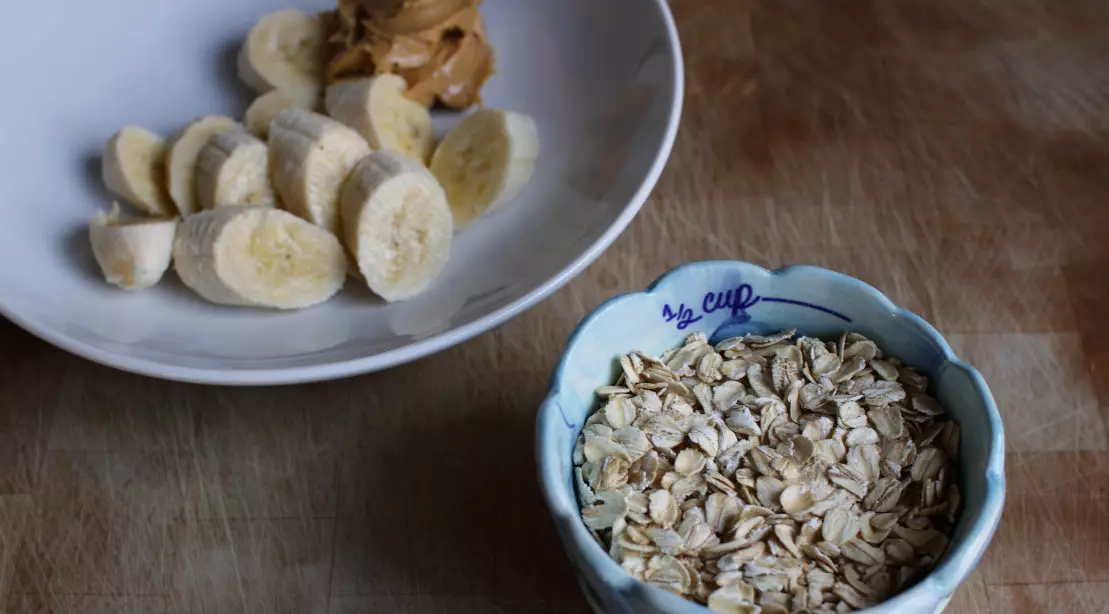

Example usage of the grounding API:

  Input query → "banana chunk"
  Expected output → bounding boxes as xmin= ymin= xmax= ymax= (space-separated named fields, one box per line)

xmin=268 ymin=109 xmax=371 ymax=234
xmin=430 ymin=109 xmax=540 ymax=229
xmin=238 ymin=8 xmax=324 ymax=95
xmin=88 ymin=203 xmax=177 ymax=291
xmin=195 ymin=130 xmax=276 ymax=210
xmin=166 ymin=116 xmax=240 ymax=215
xmin=244 ymin=89 xmax=319 ymax=138
xmin=102 ymin=126 xmax=177 ymax=216
xmin=173 ymin=207 xmax=347 ymax=310
xmin=325 ymin=75 xmax=434 ymax=164
xmin=341 ymin=150 xmax=453 ymax=302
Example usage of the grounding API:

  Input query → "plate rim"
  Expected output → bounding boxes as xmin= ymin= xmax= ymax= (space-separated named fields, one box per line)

xmin=0 ymin=0 xmax=686 ymax=386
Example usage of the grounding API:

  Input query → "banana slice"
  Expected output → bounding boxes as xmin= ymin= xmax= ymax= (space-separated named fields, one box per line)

xmin=88 ymin=203 xmax=177 ymax=291
xmin=166 ymin=116 xmax=239 ymax=215
xmin=244 ymin=88 xmax=319 ymax=138
xmin=173 ymin=206 xmax=346 ymax=310
xmin=195 ymin=129 xmax=276 ymax=210
xmin=429 ymin=109 xmax=540 ymax=229
xmin=238 ymin=8 xmax=324 ymax=95
xmin=340 ymin=150 xmax=453 ymax=302
xmin=268 ymin=109 xmax=371 ymax=234
xmin=102 ymin=126 xmax=177 ymax=216
xmin=325 ymin=75 xmax=434 ymax=164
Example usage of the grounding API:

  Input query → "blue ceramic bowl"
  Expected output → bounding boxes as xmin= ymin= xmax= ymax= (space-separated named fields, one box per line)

xmin=536 ymin=260 xmax=1005 ymax=614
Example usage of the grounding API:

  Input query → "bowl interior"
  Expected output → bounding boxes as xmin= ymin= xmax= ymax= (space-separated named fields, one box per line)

xmin=0 ymin=0 xmax=680 ymax=383
xmin=538 ymin=262 xmax=1004 ymax=613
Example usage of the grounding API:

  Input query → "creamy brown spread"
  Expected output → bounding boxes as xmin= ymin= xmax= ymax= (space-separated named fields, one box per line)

xmin=322 ymin=0 xmax=495 ymax=110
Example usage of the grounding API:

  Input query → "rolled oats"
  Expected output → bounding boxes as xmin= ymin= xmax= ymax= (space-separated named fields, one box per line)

xmin=577 ymin=330 xmax=962 ymax=613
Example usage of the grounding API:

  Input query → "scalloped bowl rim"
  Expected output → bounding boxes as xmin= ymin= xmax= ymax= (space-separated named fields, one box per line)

xmin=537 ymin=260 xmax=1006 ymax=613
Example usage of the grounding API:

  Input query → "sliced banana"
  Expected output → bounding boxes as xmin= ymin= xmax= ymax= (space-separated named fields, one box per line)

xmin=429 ymin=109 xmax=540 ymax=229
xmin=195 ymin=129 xmax=276 ymax=210
xmin=102 ymin=126 xmax=177 ymax=216
xmin=244 ymin=88 xmax=319 ymax=138
xmin=325 ymin=75 xmax=435 ymax=164
xmin=238 ymin=8 xmax=324 ymax=95
xmin=173 ymin=206 xmax=347 ymax=310
xmin=268 ymin=109 xmax=371 ymax=234
xmin=166 ymin=116 xmax=239 ymax=215
xmin=340 ymin=150 xmax=453 ymax=302
xmin=88 ymin=203 xmax=177 ymax=291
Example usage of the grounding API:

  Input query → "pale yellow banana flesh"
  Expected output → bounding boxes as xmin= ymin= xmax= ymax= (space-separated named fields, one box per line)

xmin=429 ymin=109 xmax=540 ymax=229
xmin=173 ymin=207 xmax=346 ymax=310
xmin=244 ymin=89 xmax=319 ymax=138
xmin=238 ymin=8 xmax=324 ymax=95
xmin=268 ymin=109 xmax=371 ymax=234
xmin=195 ymin=130 xmax=276 ymax=210
xmin=88 ymin=203 xmax=178 ymax=291
xmin=90 ymin=5 xmax=546 ymax=310
xmin=102 ymin=126 xmax=177 ymax=217
xmin=166 ymin=116 xmax=239 ymax=215
xmin=341 ymin=150 xmax=453 ymax=302
xmin=325 ymin=75 xmax=435 ymax=164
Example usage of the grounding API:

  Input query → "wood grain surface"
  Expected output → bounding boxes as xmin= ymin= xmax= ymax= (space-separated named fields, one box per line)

xmin=3 ymin=0 xmax=1109 ymax=612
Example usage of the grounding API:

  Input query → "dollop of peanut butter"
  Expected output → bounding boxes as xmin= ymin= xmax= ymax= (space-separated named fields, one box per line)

xmin=322 ymin=0 xmax=495 ymax=110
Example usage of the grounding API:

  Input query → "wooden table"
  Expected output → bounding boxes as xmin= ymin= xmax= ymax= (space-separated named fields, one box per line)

xmin=2 ymin=1 xmax=1108 ymax=612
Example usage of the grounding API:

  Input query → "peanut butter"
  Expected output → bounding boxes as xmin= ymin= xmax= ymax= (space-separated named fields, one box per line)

xmin=322 ymin=0 xmax=495 ymax=110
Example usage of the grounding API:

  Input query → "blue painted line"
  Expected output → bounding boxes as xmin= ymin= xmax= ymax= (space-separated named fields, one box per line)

xmin=760 ymin=297 xmax=852 ymax=323
xmin=555 ymin=399 xmax=576 ymax=430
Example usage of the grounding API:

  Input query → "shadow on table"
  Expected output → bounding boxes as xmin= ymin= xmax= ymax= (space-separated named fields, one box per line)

xmin=329 ymin=360 xmax=592 ymax=613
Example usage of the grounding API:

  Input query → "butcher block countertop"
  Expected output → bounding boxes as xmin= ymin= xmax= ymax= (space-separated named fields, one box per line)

xmin=2 ymin=0 xmax=1108 ymax=612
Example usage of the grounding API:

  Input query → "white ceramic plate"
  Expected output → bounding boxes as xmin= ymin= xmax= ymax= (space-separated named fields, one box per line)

xmin=0 ymin=0 xmax=683 ymax=385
